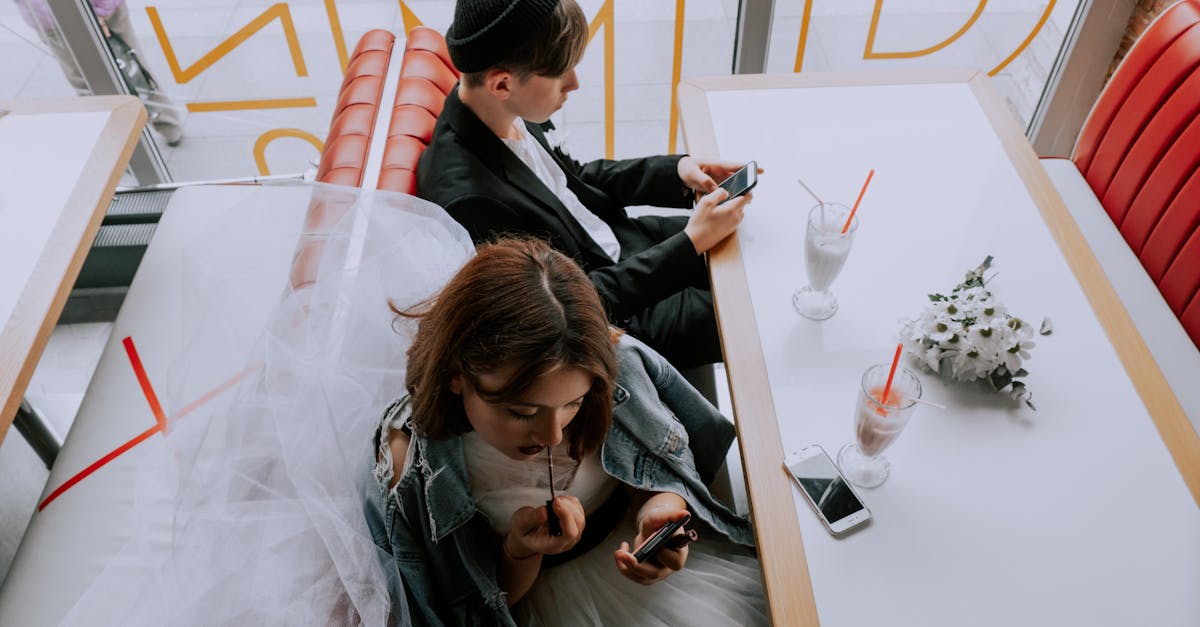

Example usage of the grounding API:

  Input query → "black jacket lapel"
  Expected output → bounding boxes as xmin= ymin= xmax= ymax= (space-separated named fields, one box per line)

xmin=440 ymin=89 xmax=613 ymax=262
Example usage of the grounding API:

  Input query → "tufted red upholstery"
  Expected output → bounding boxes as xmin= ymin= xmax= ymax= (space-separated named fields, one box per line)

xmin=376 ymin=27 xmax=460 ymax=194
xmin=404 ymin=25 xmax=457 ymax=72
xmin=1072 ymin=0 xmax=1200 ymax=348
xmin=302 ymin=30 xmax=399 ymax=289
xmin=302 ymin=28 xmax=459 ymax=285
xmin=315 ymin=30 xmax=396 ymax=186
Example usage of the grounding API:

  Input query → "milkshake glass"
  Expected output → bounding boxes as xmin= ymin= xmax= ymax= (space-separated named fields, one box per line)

xmin=837 ymin=363 xmax=921 ymax=488
xmin=793 ymin=202 xmax=858 ymax=320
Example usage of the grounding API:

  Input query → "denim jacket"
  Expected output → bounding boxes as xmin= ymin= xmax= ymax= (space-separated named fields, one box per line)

xmin=362 ymin=334 xmax=755 ymax=627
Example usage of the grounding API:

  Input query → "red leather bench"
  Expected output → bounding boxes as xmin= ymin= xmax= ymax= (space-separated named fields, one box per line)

xmin=1039 ymin=0 xmax=1200 ymax=423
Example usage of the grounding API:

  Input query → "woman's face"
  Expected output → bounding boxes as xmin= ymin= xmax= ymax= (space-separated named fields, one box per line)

xmin=451 ymin=363 xmax=592 ymax=461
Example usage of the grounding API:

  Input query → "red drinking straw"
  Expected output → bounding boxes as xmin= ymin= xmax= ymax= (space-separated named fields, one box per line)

xmin=880 ymin=342 xmax=903 ymax=406
xmin=841 ymin=169 xmax=874 ymax=234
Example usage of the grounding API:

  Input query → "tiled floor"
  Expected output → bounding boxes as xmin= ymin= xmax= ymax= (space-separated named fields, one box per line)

xmin=0 ymin=0 xmax=1076 ymax=588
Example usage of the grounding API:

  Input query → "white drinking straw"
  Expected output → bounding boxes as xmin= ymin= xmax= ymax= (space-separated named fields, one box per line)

xmin=912 ymin=397 xmax=946 ymax=410
xmin=795 ymin=177 xmax=824 ymax=205
xmin=795 ymin=177 xmax=827 ymax=228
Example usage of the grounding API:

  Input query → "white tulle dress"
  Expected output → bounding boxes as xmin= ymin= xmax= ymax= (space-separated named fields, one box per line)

xmin=459 ymin=433 xmax=770 ymax=626
xmin=56 ymin=183 xmax=478 ymax=626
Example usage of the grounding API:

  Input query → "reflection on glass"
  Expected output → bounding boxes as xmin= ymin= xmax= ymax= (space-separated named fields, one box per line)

xmin=790 ymin=451 xmax=867 ymax=523
xmin=2 ymin=1 xmax=741 ymax=181
xmin=764 ymin=1 xmax=1082 ymax=127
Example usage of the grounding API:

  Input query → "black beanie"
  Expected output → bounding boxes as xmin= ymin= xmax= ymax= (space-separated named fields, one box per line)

xmin=446 ymin=0 xmax=561 ymax=73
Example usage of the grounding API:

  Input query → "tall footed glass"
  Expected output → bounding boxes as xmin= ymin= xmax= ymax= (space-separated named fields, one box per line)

xmin=793 ymin=202 xmax=858 ymax=320
xmin=837 ymin=364 xmax=922 ymax=488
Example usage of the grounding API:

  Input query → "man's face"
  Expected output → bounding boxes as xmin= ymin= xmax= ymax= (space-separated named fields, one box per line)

xmin=505 ymin=68 xmax=580 ymax=123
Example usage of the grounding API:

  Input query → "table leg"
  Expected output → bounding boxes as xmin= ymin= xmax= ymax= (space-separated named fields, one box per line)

xmin=14 ymin=399 xmax=61 ymax=469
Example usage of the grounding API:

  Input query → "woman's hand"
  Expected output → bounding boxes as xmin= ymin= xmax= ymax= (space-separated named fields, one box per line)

xmin=677 ymin=156 xmax=763 ymax=193
xmin=613 ymin=495 xmax=690 ymax=585
xmin=505 ymin=495 xmax=586 ymax=559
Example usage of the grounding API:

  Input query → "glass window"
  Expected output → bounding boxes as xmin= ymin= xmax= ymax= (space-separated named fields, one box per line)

xmin=765 ymin=0 xmax=1082 ymax=128
xmin=2 ymin=1 xmax=87 ymax=102
xmin=4 ymin=1 xmax=740 ymax=181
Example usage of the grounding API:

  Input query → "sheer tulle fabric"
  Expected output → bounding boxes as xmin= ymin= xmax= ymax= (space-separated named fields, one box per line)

xmin=515 ymin=509 xmax=769 ymax=626
xmin=60 ymin=183 xmax=475 ymax=626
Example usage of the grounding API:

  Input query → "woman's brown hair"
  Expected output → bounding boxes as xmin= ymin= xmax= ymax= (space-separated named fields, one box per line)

xmin=398 ymin=236 xmax=617 ymax=459
xmin=460 ymin=0 xmax=589 ymax=88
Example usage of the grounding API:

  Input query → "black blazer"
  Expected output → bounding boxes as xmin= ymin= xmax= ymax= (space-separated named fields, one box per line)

xmin=416 ymin=87 xmax=701 ymax=322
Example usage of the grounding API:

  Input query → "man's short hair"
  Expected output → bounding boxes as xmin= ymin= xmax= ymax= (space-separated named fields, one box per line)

xmin=456 ymin=0 xmax=588 ymax=88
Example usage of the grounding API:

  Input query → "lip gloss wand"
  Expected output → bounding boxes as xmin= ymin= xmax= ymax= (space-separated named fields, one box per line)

xmin=545 ymin=449 xmax=562 ymax=536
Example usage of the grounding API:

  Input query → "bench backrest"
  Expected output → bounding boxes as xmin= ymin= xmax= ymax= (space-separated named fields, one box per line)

xmin=1072 ymin=0 xmax=1200 ymax=346
xmin=302 ymin=28 xmax=458 ymax=289
xmin=315 ymin=30 xmax=397 ymax=187
xmin=378 ymin=28 xmax=460 ymax=194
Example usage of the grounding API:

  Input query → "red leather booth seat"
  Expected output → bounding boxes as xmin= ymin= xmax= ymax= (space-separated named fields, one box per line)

xmin=377 ymin=27 xmax=460 ymax=194
xmin=1072 ymin=0 xmax=1200 ymax=347
xmin=315 ymin=30 xmax=396 ymax=187
xmin=304 ymin=28 xmax=459 ymax=285
xmin=314 ymin=27 xmax=458 ymax=196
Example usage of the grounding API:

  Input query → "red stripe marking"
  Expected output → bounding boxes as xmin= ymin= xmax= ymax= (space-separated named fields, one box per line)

xmin=167 ymin=361 xmax=262 ymax=425
xmin=122 ymin=336 xmax=167 ymax=429
xmin=37 ymin=339 xmax=258 ymax=511
xmin=38 ymin=426 xmax=160 ymax=511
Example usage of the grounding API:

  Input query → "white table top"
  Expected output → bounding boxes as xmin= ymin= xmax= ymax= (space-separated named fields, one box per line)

xmin=0 ymin=96 xmax=146 ymax=444
xmin=679 ymin=71 xmax=1200 ymax=627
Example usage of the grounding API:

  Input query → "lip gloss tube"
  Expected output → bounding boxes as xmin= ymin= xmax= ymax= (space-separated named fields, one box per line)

xmin=545 ymin=449 xmax=562 ymax=536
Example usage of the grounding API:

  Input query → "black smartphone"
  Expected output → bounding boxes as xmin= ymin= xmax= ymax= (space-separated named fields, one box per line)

xmin=632 ymin=513 xmax=692 ymax=562
xmin=717 ymin=160 xmax=758 ymax=200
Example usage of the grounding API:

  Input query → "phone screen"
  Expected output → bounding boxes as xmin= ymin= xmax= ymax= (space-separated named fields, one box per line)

xmin=787 ymin=448 xmax=867 ymax=527
xmin=717 ymin=161 xmax=757 ymax=199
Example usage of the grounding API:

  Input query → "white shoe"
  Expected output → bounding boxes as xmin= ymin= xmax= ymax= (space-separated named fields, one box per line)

xmin=156 ymin=123 xmax=183 ymax=147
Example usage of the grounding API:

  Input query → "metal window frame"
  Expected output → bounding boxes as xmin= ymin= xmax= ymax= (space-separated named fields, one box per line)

xmin=734 ymin=0 xmax=774 ymax=74
xmin=1028 ymin=0 xmax=1139 ymax=157
xmin=45 ymin=0 xmax=171 ymax=184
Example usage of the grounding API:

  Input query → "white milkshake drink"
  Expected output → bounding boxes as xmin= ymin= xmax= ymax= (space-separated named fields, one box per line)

xmin=806 ymin=230 xmax=853 ymax=291
xmin=794 ymin=202 xmax=858 ymax=320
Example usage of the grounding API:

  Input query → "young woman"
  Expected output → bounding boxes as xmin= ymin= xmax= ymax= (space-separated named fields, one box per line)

xmin=363 ymin=237 xmax=767 ymax=626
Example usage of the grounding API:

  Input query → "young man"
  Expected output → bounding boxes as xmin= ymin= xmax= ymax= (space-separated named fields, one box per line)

xmin=417 ymin=0 xmax=755 ymax=369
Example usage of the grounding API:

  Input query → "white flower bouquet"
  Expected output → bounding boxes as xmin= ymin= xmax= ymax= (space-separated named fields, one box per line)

xmin=899 ymin=256 xmax=1043 ymax=409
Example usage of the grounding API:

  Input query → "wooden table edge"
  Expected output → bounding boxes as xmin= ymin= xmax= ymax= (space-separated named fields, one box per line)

xmin=679 ymin=77 xmax=822 ymax=627
xmin=0 ymin=96 xmax=147 ymax=446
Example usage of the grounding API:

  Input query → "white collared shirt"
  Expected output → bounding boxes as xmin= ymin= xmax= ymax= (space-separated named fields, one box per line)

xmin=501 ymin=124 xmax=621 ymax=262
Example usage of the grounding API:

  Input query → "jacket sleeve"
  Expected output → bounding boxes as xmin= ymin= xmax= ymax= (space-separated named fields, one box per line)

xmin=445 ymin=196 xmax=699 ymax=323
xmin=555 ymin=151 xmax=693 ymax=210
xmin=586 ymin=231 xmax=700 ymax=321
xmin=442 ymin=195 xmax=534 ymax=244
xmin=636 ymin=339 xmax=735 ymax=485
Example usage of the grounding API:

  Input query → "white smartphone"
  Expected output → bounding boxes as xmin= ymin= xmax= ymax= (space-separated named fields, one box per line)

xmin=784 ymin=445 xmax=871 ymax=536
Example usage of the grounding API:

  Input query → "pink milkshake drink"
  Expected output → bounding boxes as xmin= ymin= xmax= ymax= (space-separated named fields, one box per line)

xmin=793 ymin=202 xmax=858 ymax=320
xmin=838 ymin=364 xmax=922 ymax=488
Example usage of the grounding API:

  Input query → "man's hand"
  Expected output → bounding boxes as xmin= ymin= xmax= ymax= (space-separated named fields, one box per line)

xmin=97 ymin=16 xmax=111 ymax=38
xmin=505 ymin=495 xmax=586 ymax=559
xmin=684 ymin=187 xmax=752 ymax=254
xmin=677 ymin=156 xmax=763 ymax=194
